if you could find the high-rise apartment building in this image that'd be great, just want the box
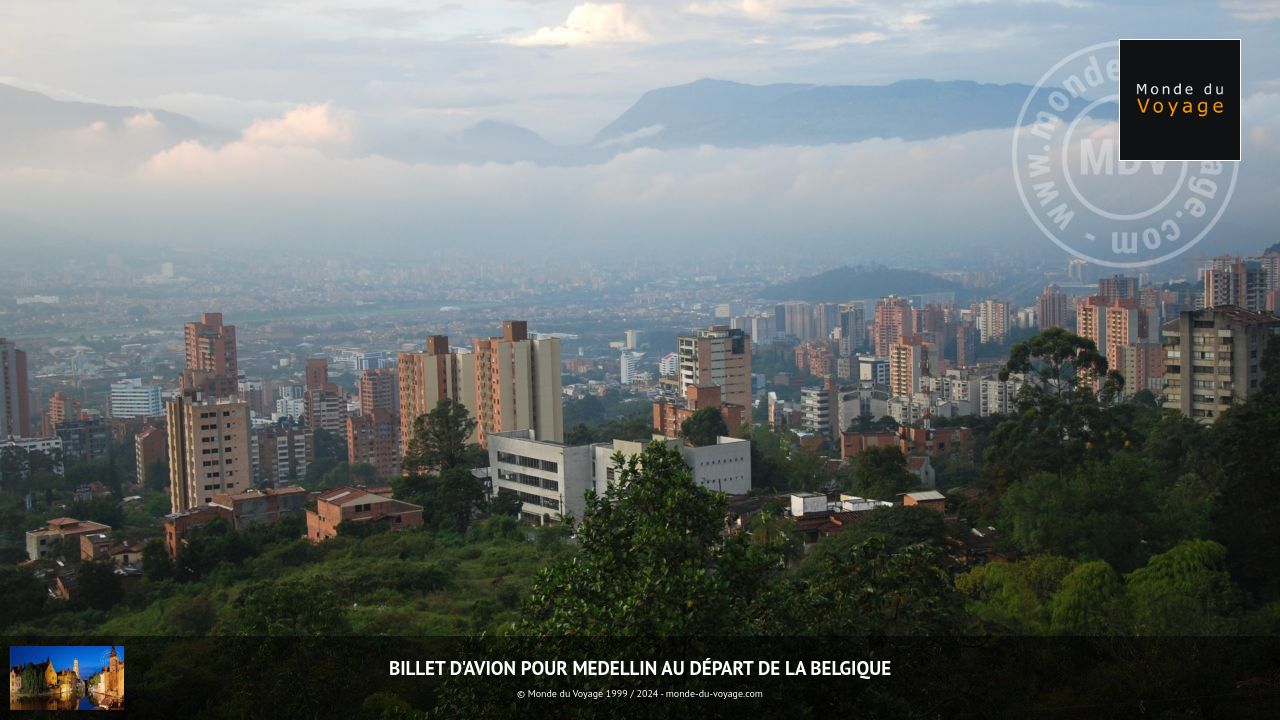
[109,378,164,418]
[182,313,238,397]
[1162,306,1280,422]
[135,423,167,487]
[1115,342,1164,397]
[813,303,839,340]
[43,390,78,436]
[397,322,562,452]
[838,302,866,350]
[889,336,931,399]
[978,299,1011,343]
[398,335,475,453]
[1076,295,1110,352]
[167,392,252,513]
[302,357,348,435]
[1098,274,1140,302]
[677,325,752,409]
[250,425,313,487]
[778,302,814,341]
[472,321,564,446]
[305,358,329,391]
[620,350,642,385]
[346,409,402,480]
[873,296,914,358]
[955,321,978,368]
[0,338,31,438]
[1204,258,1268,313]
[1037,285,1070,330]
[357,367,399,416]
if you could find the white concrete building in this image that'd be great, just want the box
[488,429,593,524]
[109,378,164,418]
[593,436,751,496]
[0,435,65,478]
[620,351,643,385]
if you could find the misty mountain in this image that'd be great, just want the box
[594,78,1109,150]
[761,266,962,304]
[0,78,1116,169]
[0,83,230,170]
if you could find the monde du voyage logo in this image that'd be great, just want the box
[1013,40,1241,268]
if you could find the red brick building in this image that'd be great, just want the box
[306,486,423,542]
[652,384,745,440]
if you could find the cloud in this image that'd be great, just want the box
[123,111,162,130]
[509,3,650,47]
[1221,0,1280,21]
[5,91,1278,268]
[241,103,351,147]
[789,31,888,50]
[595,123,665,148]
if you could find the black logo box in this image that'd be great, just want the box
[1119,39,1241,161]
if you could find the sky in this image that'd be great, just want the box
[9,645,124,678]
[1,1,1278,266]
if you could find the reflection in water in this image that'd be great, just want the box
[10,686,111,711]
[10,694,82,710]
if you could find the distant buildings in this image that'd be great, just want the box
[977,299,1011,343]
[250,424,313,486]
[1037,284,1071,330]
[303,357,348,435]
[0,337,31,438]
[0,435,64,480]
[677,325,752,408]
[873,296,914,357]
[1161,306,1280,423]
[653,383,746,440]
[135,424,167,486]
[108,378,163,418]
[1203,257,1268,313]
[1098,274,1140,302]
[54,418,110,466]
[357,367,398,416]
[182,312,238,397]
[620,350,643,385]
[658,353,678,377]
[346,409,401,479]
[889,336,931,399]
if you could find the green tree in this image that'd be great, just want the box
[787,538,965,636]
[957,555,1075,633]
[142,538,174,582]
[488,488,523,518]
[516,441,770,635]
[1124,539,1239,635]
[680,405,728,447]
[1048,560,1123,635]
[0,566,47,629]
[168,591,218,635]
[1207,335,1280,601]
[402,398,477,474]
[850,446,917,501]
[229,580,351,635]
[78,559,124,611]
